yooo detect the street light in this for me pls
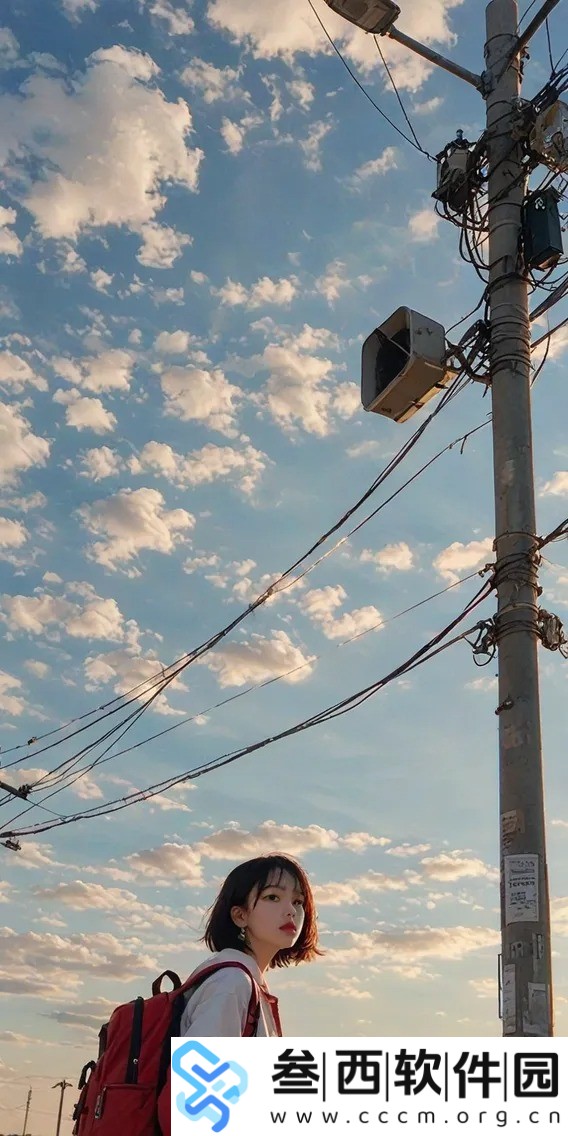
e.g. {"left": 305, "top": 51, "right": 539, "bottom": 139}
{"left": 322, "top": 0, "right": 400, "bottom": 34}
{"left": 322, "top": 0, "right": 563, "bottom": 1038}
{"left": 361, "top": 307, "right": 452, "bottom": 423}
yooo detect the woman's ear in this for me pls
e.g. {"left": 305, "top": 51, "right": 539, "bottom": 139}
{"left": 230, "top": 904, "right": 246, "bottom": 929}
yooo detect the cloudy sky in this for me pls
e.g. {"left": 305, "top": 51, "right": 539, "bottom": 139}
{"left": 1, "top": 0, "right": 568, "bottom": 1131}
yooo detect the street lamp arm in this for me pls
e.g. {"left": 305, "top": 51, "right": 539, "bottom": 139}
{"left": 387, "top": 26, "right": 484, "bottom": 90}
{"left": 516, "top": 0, "right": 562, "bottom": 57}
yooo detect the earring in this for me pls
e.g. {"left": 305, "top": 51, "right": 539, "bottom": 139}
{"left": 238, "top": 927, "right": 247, "bottom": 942}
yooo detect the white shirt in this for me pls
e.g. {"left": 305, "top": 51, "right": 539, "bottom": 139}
{"left": 179, "top": 949, "right": 282, "bottom": 1037}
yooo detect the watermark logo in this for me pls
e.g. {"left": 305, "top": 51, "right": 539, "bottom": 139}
{"left": 172, "top": 1040, "right": 248, "bottom": 1133}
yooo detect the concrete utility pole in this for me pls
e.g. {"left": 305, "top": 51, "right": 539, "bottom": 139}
{"left": 22, "top": 1087, "right": 31, "bottom": 1136}
{"left": 485, "top": 0, "right": 553, "bottom": 1038}
{"left": 53, "top": 1079, "right": 73, "bottom": 1136}
{"left": 324, "top": 0, "right": 561, "bottom": 1034}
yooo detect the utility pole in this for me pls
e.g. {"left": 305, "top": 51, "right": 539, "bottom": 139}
{"left": 325, "top": 0, "right": 562, "bottom": 1035}
{"left": 22, "top": 1087, "right": 31, "bottom": 1136}
{"left": 53, "top": 1079, "right": 72, "bottom": 1136}
{"left": 485, "top": 0, "right": 553, "bottom": 1038}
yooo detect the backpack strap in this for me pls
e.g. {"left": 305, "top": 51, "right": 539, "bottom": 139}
{"left": 179, "top": 961, "right": 261, "bottom": 1036}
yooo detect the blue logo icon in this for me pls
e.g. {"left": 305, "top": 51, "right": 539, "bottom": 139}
{"left": 172, "top": 1041, "right": 248, "bottom": 1133}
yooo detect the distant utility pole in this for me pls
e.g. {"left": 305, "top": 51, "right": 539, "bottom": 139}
{"left": 324, "top": 0, "right": 562, "bottom": 1035}
{"left": 53, "top": 1079, "right": 73, "bottom": 1136}
{"left": 484, "top": 0, "right": 554, "bottom": 1040}
{"left": 22, "top": 1087, "right": 31, "bottom": 1136}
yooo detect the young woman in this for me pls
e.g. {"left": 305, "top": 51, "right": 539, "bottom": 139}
{"left": 180, "top": 852, "right": 321, "bottom": 1037}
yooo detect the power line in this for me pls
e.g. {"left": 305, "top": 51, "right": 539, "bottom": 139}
{"left": 1, "top": 402, "right": 488, "bottom": 822}
{"left": 0, "top": 372, "right": 473, "bottom": 772}
{"left": 8, "top": 505, "right": 568, "bottom": 842}
{"left": 0, "top": 576, "right": 495, "bottom": 841}
{"left": 2, "top": 567, "right": 488, "bottom": 813}
{"left": 373, "top": 35, "right": 424, "bottom": 151}
{"left": 306, "top": 0, "right": 433, "bottom": 158}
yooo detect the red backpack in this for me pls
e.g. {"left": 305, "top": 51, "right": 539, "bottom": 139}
{"left": 72, "top": 962, "right": 260, "bottom": 1136}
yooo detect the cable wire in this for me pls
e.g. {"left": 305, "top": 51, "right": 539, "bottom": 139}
{"left": 0, "top": 577, "right": 495, "bottom": 840}
{"left": 0, "top": 371, "right": 473, "bottom": 769}
{"left": 373, "top": 35, "right": 424, "bottom": 152}
{"left": 306, "top": 0, "right": 433, "bottom": 158}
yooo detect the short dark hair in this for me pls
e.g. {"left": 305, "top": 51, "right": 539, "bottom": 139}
{"left": 203, "top": 853, "right": 322, "bottom": 968}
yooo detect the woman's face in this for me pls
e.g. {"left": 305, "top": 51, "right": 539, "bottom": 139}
{"left": 233, "top": 869, "right": 306, "bottom": 956}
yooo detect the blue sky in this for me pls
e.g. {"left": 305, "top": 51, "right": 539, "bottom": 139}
{"left": 1, "top": 0, "right": 568, "bottom": 1131}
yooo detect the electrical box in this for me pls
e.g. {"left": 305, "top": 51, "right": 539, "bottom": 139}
{"left": 530, "top": 101, "right": 568, "bottom": 173}
{"left": 432, "top": 131, "right": 472, "bottom": 213}
{"left": 361, "top": 307, "right": 453, "bottom": 424}
{"left": 523, "top": 188, "right": 563, "bottom": 272}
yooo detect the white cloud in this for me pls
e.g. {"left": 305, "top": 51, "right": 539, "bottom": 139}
{"left": 129, "top": 440, "right": 267, "bottom": 495}
{"left": 332, "top": 382, "right": 360, "bottom": 419}
{"left": 90, "top": 268, "right": 113, "bottom": 292}
{"left": 181, "top": 58, "right": 244, "bottom": 104}
{"left": 53, "top": 388, "right": 117, "bottom": 434}
{"left": 81, "top": 446, "right": 123, "bottom": 481}
{"left": 299, "top": 119, "right": 333, "bottom": 171}
{"left": 148, "top": 0, "right": 195, "bottom": 35}
{"left": 301, "top": 585, "right": 382, "bottom": 641}
{"left": 466, "top": 675, "right": 497, "bottom": 693}
{"left": 184, "top": 553, "right": 220, "bottom": 574}
{"left": 220, "top": 112, "right": 263, "bottom": 154}
{"left": 413, "top": 96, "right": 444, "bottom": 115}
{"left": 0, "top": 669, "right": 26, "bottom": 716}
{"left": 24, "top": 659, "right": 50, "bottom": 679}
{"left": 361, "top": 542, "right": 415, "bottom": 573}
{"left": 314, "top": 260, "right": 351, "bottom": 304}
{"left": 0, "top": 927, "right": 157, "bottom": 984}
{"left": 214, "top": 274, "right": 298, "bottom": 309}
{"left": 54, "top": 348, "right": 133, "bottom": 393}
{"left": 207, "top": 0, "right": 461, "bottom": 90}
{"left": 541, "top": 471, "right": 568, "bottom": 497}
{"left": 199, "top": 628, "right": 314, "bottom": 687}
{"left": 347, "top": 147, "right": 398, "bottom": 189}
{"left": 387, "top": 843, "right": 432, "bottom": 858}
{"left": 61, "top": 0, "right": 99, "bottom": 19}
{"left": 154, "top": 330, "right": 193, "bottom": 354}
{"left": 79, "top": 486, "right": 195, "bottom": 571}
{"left": 0, "top": 27, "right": 20, "bottom": 67}
{"left": 0, "top": 402, "right": 50, "bottom": 486}
{"left": 241, "top": 343, "right": 345, "bottom": 437}
{"left": 328, "top": 924, "right": 498, "bottom": 966}
{"left": 533, "top": 325, "right": 568, "bottom": 363}
{"left": 197, "top": 821, "right": 387, "bottom": 860}
{"left": 408, "top": 208, "right": 440, "bottom": 243}
{"left": 0, "top": 516, "right": 28, "bottom": 549}
{"left": 420, "top": 851, "right": 498, "bottom": 882}
{"left": 84, "top": 647, "right": 187, "bottom": 716}
{"left": 0, "top": 205, "right": 23, "bottom": 257}
{"left": 161, "top": 365, "right": 243, "bottom": 436}
{"left": 2, "top": 47, "right": 202, "bottom": 240}
{"left": 346, "top": 439, "right": 384, "bottom": 459}
{"left": 286, "top": 78, "right": 314, "bottom": 110}
{"left": 433, "top": 537, "right": 493, "bottom": 583}
{"left": 125, "top": 842, "right": 203, "bottom": 884}
{"left": 1, "top": 589, "right": 131, "bottom": 642}
{"left": 137, "top": 222, "right": 192, "bottom": 268}
{"left": 0, "top": 351, "right": 47, "bottom": 393}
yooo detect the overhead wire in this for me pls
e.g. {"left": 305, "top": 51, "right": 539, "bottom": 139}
{"left": 373, "top": 35, "right": 424, "bottom": 152}
{"left": 1, "top": 566, "right": 489, "bottom": 810}
{"left": 0, "top": 404, "right": 491, "bottom": 821}
{"left": 306, "top": 0, "right": 434, "bottom": 159}
{"left": 0, "top": 368, "right": 475, "bottom": 772}
{"left": 0, "top": 575, "right": 496, "bottom": 840}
